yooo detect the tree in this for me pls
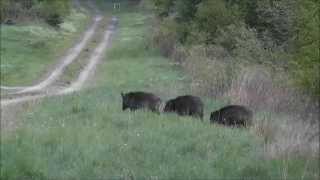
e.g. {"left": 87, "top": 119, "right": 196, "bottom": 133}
{"left": 194, "top": 0, "right": 238, "bottom": 44}
{"left": 0, "top": 0, "right": 71, "bottom": 26}
{"left": 153, "top": 0, "right": 176, "bottom": 17}
{"left": 293, "top": 0, "right": 320, "bottom": 96}
{"left": 42, "top": 0, "right": 71, "bottom": 27}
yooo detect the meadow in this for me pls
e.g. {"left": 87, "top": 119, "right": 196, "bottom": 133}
{"left": 0, "top": 6, "right": 90, "bottom": 86}
{"left": 1, "top": 1, "right": 318, "bottom": 179}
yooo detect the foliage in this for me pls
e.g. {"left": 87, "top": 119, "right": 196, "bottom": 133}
{"left": 224, "top": 0, "right": 296, "bottom": 47}
{"left": 151, "top": 18, "right": 179, "bottom": 56}
{"left": 153, "top": 0, "right": 175, "bottom": 17}
{"left": 0, "top": 9, "right": 89, "bottom": 86}
{"left": 194, "top": 0, "right": 240, "bottom": 44}
{"left": 254, "top": 0, "right": 296, "bottom": 47}
{"left": 2, "top": 7, "right": 319, "bottom": 178}
{"left": 150, "top": 0, "right": 320, "bottom": 98}
{"left": 45, "top": 14, "right": 63, "bottom": 27}
{"left": 0, "top": 0, "right": 71, "bottom": 27}
{"left": 174, "top": 0, "right": 202, "bottom": 22}
{"left": 42, "top": 0, "right": 71, "bottom": 27}
{"left": 292, "top": 0, "right": 320, "bottom": 96}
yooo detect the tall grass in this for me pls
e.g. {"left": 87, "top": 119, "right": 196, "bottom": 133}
{"left": 162, "top": 43, "right": 320, "bottom": 159}
{"left": 2, "top": 90, "right": 318, "bottom": 179}
{"left": 150, "top": 1, "right": 319, "bottom": 162}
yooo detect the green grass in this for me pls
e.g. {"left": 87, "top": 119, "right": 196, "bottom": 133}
{"left": 0, "top": 8, "right": 90, "bottom": 86}
{"left": 1, "top": 1, "right": 319, "bottom": 179}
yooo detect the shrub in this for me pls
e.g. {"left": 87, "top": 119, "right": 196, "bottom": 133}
{"left": 153, "top": 0, "right": 175, "bottom": 17}
{"left": 0, "top": 0, "right": 71, "bottom": 27}
{"left": 215, "top": 23, "right": 266, "bottom": 63}
{"left": 194, "top": 0, "right": 239, "bottom": 44}
{"left": 41, "top": 0, "right": 70, "bottom": 27}
{"left": 151, "top": 17, "right": 178, "bottom": 56}
{"left": 170, "top": 44, "right": 238, "bottom": 97}
{"left": 224, "top": 0, "right": 296, "bottom": 47}
{"left": 254, "top": 0, "right": 296, "bottom": 47}
{"left": 150, "top": 0, "right": 319, "bottom": 162}
{"left": 174, "top": 0, "right": 202, "bottom": 22}
{"left": 45, "top": 13, "right": 63, "bottom": 27}
{"left": 292, "top": 0, "right": 320, "bottom": 97}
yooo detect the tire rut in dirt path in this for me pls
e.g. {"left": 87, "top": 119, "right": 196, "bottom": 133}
{"left": 1, "top": 86, "right": 28, "bottom": 90}
{"left": 60, "top": 18, "right": 117, "bottom": 94}
{"left": 17, "top": 16, "right": 102, "bottom": 94}
{"left": 0, "top": 0, "right": 102, "bottom": 95}
{"left": 1, "top": 17, "right": 118, "bottom": 106}
{"left": 1, "top": 16, "right": 102, "bottom": 94}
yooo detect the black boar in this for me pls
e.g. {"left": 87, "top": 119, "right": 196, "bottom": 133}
{"left": 210, "top": 105, "right": 253, "bottom": 127}
{"left": 164, "top": 95, "right": 204, "bottom": 119}
{"left": 121, "top": 91, "right": 162, "bottom": 113}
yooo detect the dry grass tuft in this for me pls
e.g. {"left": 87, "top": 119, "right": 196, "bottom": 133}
{"left": 227, "top": 66, "right": 319, "bottom": 158}
{"left": 159, "top": 43, "right": 319, "bottom": 159}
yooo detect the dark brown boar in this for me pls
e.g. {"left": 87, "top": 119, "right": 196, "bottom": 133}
{"left": 121, "top": 91, "right": 162, "bottom": 113}
{"left": 164, "top": 95, "right": 204, "bottom": 119}
{"left": 210, "top": 105, "right": 253, "bottom": 127}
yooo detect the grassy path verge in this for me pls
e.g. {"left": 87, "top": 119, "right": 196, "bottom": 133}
{"left": 0, "top": 6, "right": 90, "bottom": 86}
{"left": 52, "top": 16, "right": 111, "bottom": 89}
{"left": 0, "top": 1, "right": 105, "bottom": 98}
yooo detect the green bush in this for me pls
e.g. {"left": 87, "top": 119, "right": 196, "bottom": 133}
{"left": 254, "top": 0, "right": 295, "bottom": 47}
{"left": 194, "top": 0, "right": 239, "bottom": 44}
{"left": 292, "top": 0, "right": 320, "bottom": 97}
{"left": 224, "top": 0, "right": 295, "bottom": 47}
{"left": 0, "top": 0, "right": 71, "bottom": 27}
{"left": 183, "top": 45, "right": 238, "bottom": 97}
{"left": 151, "top": 0, "right": 319, "bottom": 98}
{"left": 174, "top": 0, "right": 202, "bottom": 22}
{"left": 151, "top": 17, "right": 178, "bottom": 56}
{"left": 41, "top": 0, "right": 71, "bottom": 27}
{"left": 214, "top": 23, "right": 277, "bottom": 66}
{"left": 45, "top": 14, "right": 63, "bottom": 27}
{"left": 153, "top": 0, "right": 175, "bottom": 17}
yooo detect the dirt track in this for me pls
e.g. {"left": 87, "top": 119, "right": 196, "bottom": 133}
{"left": 1, "top": 10, "right": 102, "bottom": 94}
{"left": 15, "top": 16, "right": 103, "bottom": 94}
{"left": 0, "top": 1, "right": 117, "bottom": 106}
